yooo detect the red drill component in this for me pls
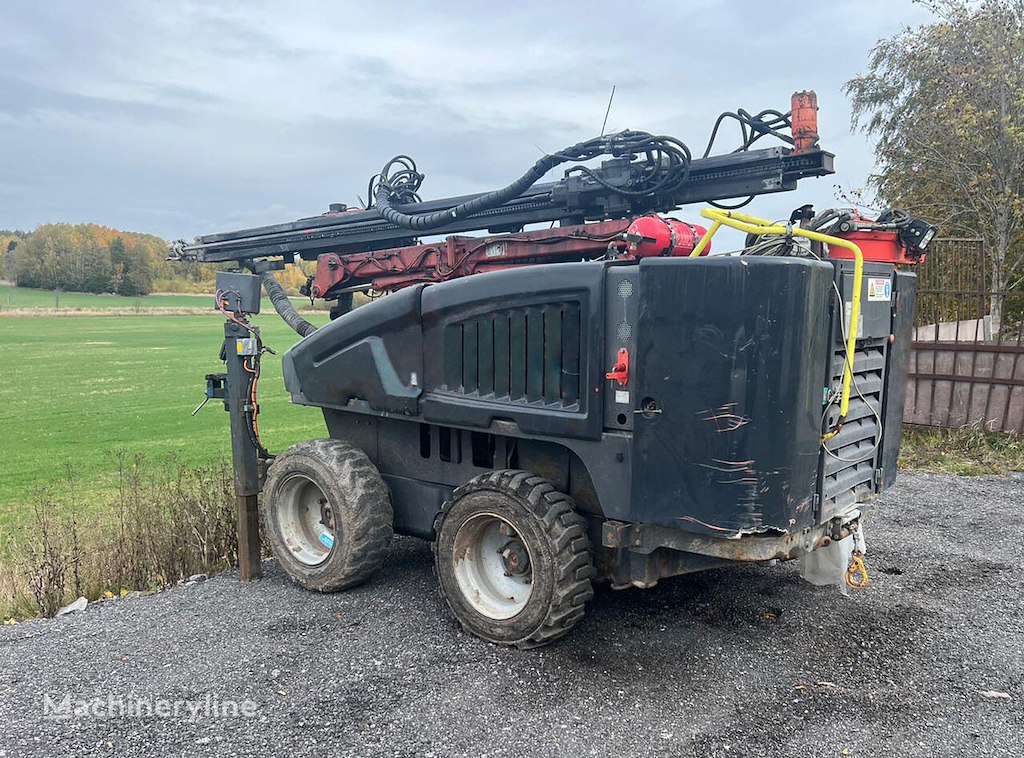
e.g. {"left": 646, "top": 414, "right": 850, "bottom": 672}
{"left": 311, "top": 216, "right": 705, "bottom": 299}
{"left": 606, "top": 348, "right": 630, "bottom": 387}
{"left": 791, "top": 91, "right": 819, "bottom": 155}
{"left": 827, "top": 230, "right": 924, "bottom": 266}
{"left": 311, "top": 219, "right": 630, "bottom": 297}
{"left": 825, "top": 211, "right": 935, "bottom": 266}
{"left": 624, "top": 216, "right": 710, "bottom": 258}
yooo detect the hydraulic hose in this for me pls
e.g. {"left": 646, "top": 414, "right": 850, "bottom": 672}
{"left": 373, "top": 131, "right": 692, "bottom": 233}
{"left": 375, "top": 154, "right": 556, "bottom": 232}
{"left": 260, "top": 272, "right": 318, "bottom": 337}
{"left": 690, "top": 208, "right": 864, "bottom": 444}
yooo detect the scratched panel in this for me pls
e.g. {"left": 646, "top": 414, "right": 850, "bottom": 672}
{"left": 631, "top": 255, "right": 833, "bottom": 535}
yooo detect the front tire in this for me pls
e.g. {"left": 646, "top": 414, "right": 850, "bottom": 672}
{"left": 433, "top": 470, "right": 595, "bottom": 648}
{"left": 262, "top": 439, "right": 392, "bottom": 592}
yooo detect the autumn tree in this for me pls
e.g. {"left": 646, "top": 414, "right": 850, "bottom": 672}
{"left": 0, "top": 230, "right": 26, "bottom": 281}
{"left": 15, "top": 224, "right": 75, "bottom": 291}
{"left": 274, "top": 260, "right": 316, "bottom": 293}
{"left": 108, "top": 236, "right": 154, "bottom": 296}
{"left": 13, "top": 224, "right": 160, "bottom": 295}
{"left": 845, "top": 0, "right": 1024, "bottom": 333}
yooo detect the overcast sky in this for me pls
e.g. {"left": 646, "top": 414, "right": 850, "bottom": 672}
{"left": 0, "top": 1, "right": 934, "bottom": 246}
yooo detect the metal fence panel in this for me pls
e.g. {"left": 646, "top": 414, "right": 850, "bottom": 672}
{"left": 905, "top": 238, "right": 1024, "bottom": 434}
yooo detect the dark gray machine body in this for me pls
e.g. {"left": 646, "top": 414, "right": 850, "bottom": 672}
{"left": 282, "top": 256, "right": 916, "bottom": 587}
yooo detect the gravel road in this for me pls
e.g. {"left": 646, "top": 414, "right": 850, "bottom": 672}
{"left": 1, "top": 472, "right": 1021, "bottom": 757}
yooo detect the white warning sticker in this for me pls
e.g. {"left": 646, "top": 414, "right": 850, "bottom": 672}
{"left": 615, "top": 390, "right": 630, "bottom": 405}
{"left": 867, "top": 277, "right": 892, "bottom": 302}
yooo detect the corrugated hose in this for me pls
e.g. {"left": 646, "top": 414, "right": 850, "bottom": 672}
{"left": 260, "top": 272, "right": 318, "bottom": 337}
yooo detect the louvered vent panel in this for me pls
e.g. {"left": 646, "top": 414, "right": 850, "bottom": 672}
{"left": 821, "top": 341, "right": 886, "bottom": 516}
{"left": 443, "top": 303, "right": 581, "bottom": 408}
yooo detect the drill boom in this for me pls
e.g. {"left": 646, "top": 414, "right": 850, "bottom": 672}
{"left": 171, "top": 147, "right": 833, "bottom": 266}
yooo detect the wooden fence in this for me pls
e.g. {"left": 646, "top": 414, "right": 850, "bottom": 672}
{"left": 904, "top": 238, "right": 1024, "bottom": 434}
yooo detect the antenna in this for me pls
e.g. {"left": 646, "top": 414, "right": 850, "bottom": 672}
{"left": 600, "top": 85, "right": 616, "bottom": 136}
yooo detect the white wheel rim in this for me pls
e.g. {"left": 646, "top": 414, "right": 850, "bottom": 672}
{"left": 452, "top": 513, "right": 534, "bottom": 620}
{"left": 275, "top": 473, "right": 336, "bottom": 566}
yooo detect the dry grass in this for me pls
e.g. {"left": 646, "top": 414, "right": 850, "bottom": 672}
{"left": 1, "top": 455, "right": 241, "bottom": 620}
{"left": 899, "top": 426, "right": 1024, "bottom": 475}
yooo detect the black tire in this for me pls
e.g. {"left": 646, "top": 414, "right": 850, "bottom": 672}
{"left": 432, "top": 470, "right": 595, "bottom": 648}
{"left": 261, "top": 439, "right": 392, "bottom": 592}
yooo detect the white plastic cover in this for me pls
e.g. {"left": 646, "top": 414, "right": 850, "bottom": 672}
{"left": 800, "top": 534, "right": 855, "bottom": 596}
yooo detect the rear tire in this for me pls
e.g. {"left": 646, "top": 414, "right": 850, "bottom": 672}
{"left": 433, "top": 470, "right": 595, "bottom": 648}
{"left": 262, "top": 439, "right": 392, "bottom": 592}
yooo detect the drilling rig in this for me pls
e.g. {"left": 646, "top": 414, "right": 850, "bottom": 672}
{"left": 174, "top": 92, "right": 935, "bottom": 648}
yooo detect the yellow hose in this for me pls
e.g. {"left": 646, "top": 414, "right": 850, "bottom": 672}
{"left": 689, "top": 209, "right": 864, "bottom": 442}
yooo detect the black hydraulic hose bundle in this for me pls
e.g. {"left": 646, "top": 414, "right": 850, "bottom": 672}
{"left": 701, "top": 108, "right": 794, "bottom": 211}
{"left": 701, "top": 108, "right": 793, "bottom": 159}
{"left": 371, "top": 130, "right": 693, "bottom": 233}
{"left": 260, "top": 272, "right": 318, "bottom": 337}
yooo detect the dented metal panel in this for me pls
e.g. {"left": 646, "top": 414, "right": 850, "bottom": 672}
{"left": 630, "top": 256, "right": 833, "bottom": 536}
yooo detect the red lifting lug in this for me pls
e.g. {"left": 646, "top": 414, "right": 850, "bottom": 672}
{"left": 606, "top": 348, "right": 630, "bottom": 387}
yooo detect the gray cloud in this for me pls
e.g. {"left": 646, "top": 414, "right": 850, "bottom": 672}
{"left": 0, "top": 0, "right": 934, "bottom": 241}
{"left": 0, "top": 74, "right": 188, "bottom": 123}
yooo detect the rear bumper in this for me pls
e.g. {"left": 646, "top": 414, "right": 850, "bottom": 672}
{"left": 602, "top": 508, "right": 863, "bottom": 563}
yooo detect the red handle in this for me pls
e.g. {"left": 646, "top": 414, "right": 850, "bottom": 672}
{"left": 605, "top": 348, "right": 630, "bottom": 387}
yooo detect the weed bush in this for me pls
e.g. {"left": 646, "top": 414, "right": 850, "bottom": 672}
{"left": 1, "top": 455, "right": 238, "bottom": 620}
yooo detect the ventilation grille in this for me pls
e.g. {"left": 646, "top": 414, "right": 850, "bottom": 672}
{"left": 821, "top": 340, "right": 886, "bottom": 517}
{"left": 616, "top": 321, "right": 632, "bottom": 345}
{"left": 442, "top": 304, "right": 581, "bottom": 407}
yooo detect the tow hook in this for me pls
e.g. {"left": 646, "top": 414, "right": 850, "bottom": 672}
{"left": 845, "top": 522, "right": 869, "bottom": 589}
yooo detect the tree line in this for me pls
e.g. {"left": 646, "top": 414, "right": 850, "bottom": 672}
{"left": 1, "top": 223, "right": 179, "bottom": 296}
{"left": 1, "top": 223, "right": 311, "bottom": 296}
{"left": 6, "top": 224, "right": 166, "bottom": 296}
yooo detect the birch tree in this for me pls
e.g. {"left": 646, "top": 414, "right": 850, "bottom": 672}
{"left": 845, "top": 0, "right": 1024, "bottom": 333}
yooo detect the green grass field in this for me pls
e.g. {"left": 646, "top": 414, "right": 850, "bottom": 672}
{"left": 0, "top": 283, "right": 324, "bottom": 313}
{"left": 0, "top": 293, "right": 330, "bottom": 535}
